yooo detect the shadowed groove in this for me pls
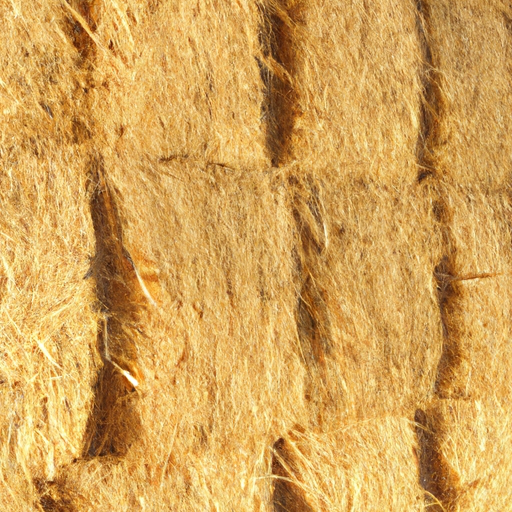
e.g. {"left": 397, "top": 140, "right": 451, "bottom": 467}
{"left": 503, "top": 9, "right": 512, "bottom": 34}
{"left": 257, "top": 1, "right": 304, "bottom": 167}
{"left": 257, "top": 2, "right": 334, "bottom": 387}
{"left": 258, "top": 2, "right": 334, "bottom": 422}
{"left": 62, "top": 0, "right": 145, "bottom": 459}
{"left": 258, "top": 3, "right": 335, "bottom": 501}
{"left": 292, "top": 176, "right": 332, "bottom": 377}
{"left": 35, "top": 478, "right": 78, "bottom": 512}
{"left": 258, "top": 1, "right": 333, "bottom": 361}
{"left": 34, "top": 2, "right": 133, "bottom": 508}
{"left": 63, "top": 0, "right": 100, "bottom": 62}
{"left": 414, "top": 0, "right": 444, "bottom": 182}
{"left": 297, "top": 276, "right": 331, "bottom": 372}
{"left": 433, "top": 255, "right": 463, "bottom": 399}
{"left": 414, "top": 2, "right": 461, "bottom": 510}
{"left": 289, "top": 174, "right": 333, "bottom": 423}
{"left": 414, "top": 409, "right": 460, "bottom": 512}
{"left": 272, "top": 437, "right": 314, "bottom": 512}
{"left": 82, "top": 159, "right": 144, "bottom": 457}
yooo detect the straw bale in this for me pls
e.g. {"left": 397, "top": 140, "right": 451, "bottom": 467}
{"left": 270, "top": 419, "right": 425, "bottom": 511}
{"left": 430, "top": 188, "right": 512, "bottom": 400}
{"left": 90, "top": 0, "right": 267, "bottom": 170}
{"left": 286, "top": 176, "right": 441, "bottom": 422}
{"left": 424, "top": 0, "right": 512, "bottom": 187}
{"left": 104, "top": 162, "right": 308, "bottom": 509}
{"left": 290, "top": 0, "right": 423, "bottom": 185}
{"left": 42, "top": 161, "right": 308, "bottom": 509}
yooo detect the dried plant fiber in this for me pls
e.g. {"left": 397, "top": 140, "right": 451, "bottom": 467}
{"left": 1, "top": 1, "right": 511, "bottom": 511}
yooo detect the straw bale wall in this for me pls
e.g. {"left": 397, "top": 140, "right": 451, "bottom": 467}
{"left": 1, "top": 1, "right": 511, "bottom": 510}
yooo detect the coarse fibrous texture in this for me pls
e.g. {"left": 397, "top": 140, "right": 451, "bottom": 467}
{"left": 0, "top": 1, "right": 98, "bottom": 509}
{"left": 0, "top": 1, "right": 510, "bottom": 511}
{"left": 413, "top": 1, "right": 512, "bottom": 510}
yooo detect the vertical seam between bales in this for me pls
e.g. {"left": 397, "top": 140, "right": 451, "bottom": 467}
{"left": 83, "top": 159, "right": 145, "bottom": 458}
{"left": 257, "top": 1, "right": 300, "bottom": 168}
{"left": 414, "top": 2, "right": 461, "bottom": 510}
{"left": 258, "top": 1, "right": 333, "bottom": 395}
{"left": 36, "top": 8, "right": 149, "bottom": 512}
{"left": 256, "top": 3, "right": 323, "bottom": 510}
